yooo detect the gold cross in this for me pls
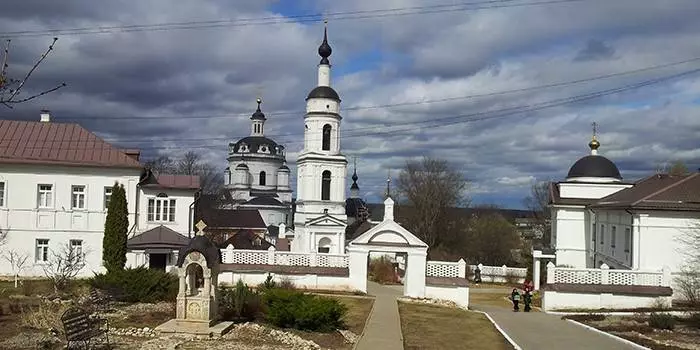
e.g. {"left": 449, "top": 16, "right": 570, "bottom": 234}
{"left": 592, "top": 121, "right": 598, "bottom": 138}
{"left": 195, "top": 220, "right": 207, "bottom": 236}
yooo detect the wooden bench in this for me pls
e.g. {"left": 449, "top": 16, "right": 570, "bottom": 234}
{"left": 61, "top": 307, "right": 109, "bottom": 349}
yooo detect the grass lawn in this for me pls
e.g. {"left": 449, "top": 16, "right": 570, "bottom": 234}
{"left": 399, "top": 301, "right": 510, "bottom": 350}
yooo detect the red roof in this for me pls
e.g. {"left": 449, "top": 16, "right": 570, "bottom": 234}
{"left": 0, "top": 119, "right": 142, "bottom": 169}
{"left": 154, "top": 174, "right": 200, "bottom": 190}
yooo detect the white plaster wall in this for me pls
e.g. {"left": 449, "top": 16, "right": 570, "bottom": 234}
{"left": 592, "top": 210, "right": 634, "bottom": 269}
{"left": 636, "top": 212, "right": 699, "bottom": 272}
{"left": 219, "top": 271, "right": 354, "bottom": 291}
{"left": 558, "top": 182, "right": 631, "bottom": 199}
{"left": 295, "top": 161, "right": 347, "bottom": 207}
{"left": 0, "top": 164, "right": 141, "bottom": 277}
{"left": 137, "top": 188, "right": 196, "bottom": 234}
{"left": 425, "top": 285, "right": 469, "bottom": 308}
{"left": 553, "top": 207, "right": 588, "bottom": 267}
{"left": 229, "top": 158, "right": 282, "bottom": 193}
{"left": 543, "top": 290, "right": 672, "bottom": 311}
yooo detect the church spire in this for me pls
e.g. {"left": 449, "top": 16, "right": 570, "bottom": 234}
{"left": 250, "top": 97, "right": 266, "bottom": 136}
{"left": 350, "top": 156, "right": 360, "bottom": 198}
{"left": 385, "top": 169, "right": 392, "bottom": 199}
{"left": 589, "top": 121, "right": 600, "bottom": 155}
{"left": 318, "top": 20, "right": 332, "bottom": 65}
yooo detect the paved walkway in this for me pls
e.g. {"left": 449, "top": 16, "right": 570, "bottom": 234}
{"left": 471, "top": 298, "right": 639, "bottom": 349}
{"left": 355, "top": 281, "right": 404, "bottom": 350}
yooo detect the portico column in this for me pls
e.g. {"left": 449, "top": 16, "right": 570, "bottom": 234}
{"left": 534, "top": 259, "right": 541, "bottom": 291}
{"left": 178, "top": 268, "right": 186, "bottom": 296}
{"left": 203, "top": 268, "right": 212, "bottom": 297}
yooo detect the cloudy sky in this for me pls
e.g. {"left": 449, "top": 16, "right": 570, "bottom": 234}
{"left": 2, "top": 0, "right": 700, "bottom": 208}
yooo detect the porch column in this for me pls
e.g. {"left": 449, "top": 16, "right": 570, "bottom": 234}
{"left": 534, "top": 258, "right": 541, "bottom": 291}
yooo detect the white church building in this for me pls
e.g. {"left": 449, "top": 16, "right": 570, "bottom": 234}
{"left": 548, "top": 131, "right": 699, "bottom": 281}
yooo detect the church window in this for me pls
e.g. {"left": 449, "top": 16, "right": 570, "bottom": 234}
{"left": 318, "top": 237, "right": 332, "bottom": 253}
{"left": 611, "top": 226, "right": 617, "bottom": 250}
{"left": 599, "top": 225, "right": 605, "bottom": 245}
{"left": 321, "top": 170, "right": 331, "bottom": 200}
{"left": 624, "top": 228, "right": 631, "bottom": 253}
{"left": 322, "top": 124, "right": 331, "bottom": 151}
{"left": 259, "top": 171, "right": 266, "bottom": 186}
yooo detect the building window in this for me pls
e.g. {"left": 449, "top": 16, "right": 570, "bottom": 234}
{"left": 321, "top": 170, "right": 331, "bottom": 201}
{"left": 592, "top": 223, "right": 596, "bottom": 244}
{"left": 599, "top": 225, "right": 605, "bottom": 245}
{"left": 104, "top": 187, "right": 113, "bottom": 210}
{"left": 318, "top": 237, "right": 332, "bottom": 253}
{"left": 611, "top": 226, "right": 617, "bottom": 249}
{"left": 0, "top": 181, "right": 5, "bottom": 207}
{"left": 35, "top": 239, "right": 49, "bottom": 262}
{"left": 71, "top": 185, "right": 86, "bottom": 209}
{"left": 624, "top": 228, "right": 631, "bottom": 253}
{"left": 322, "top": 124, "right": 331, "bottom": 151}
{"left": 259, "top": 171, "right": 266, "bottom": 186}
{"left": 148, "top": 198, "right": 176, "bottom": 222}
{"left": 37, "top": 184, "right": 53, "bottom": 208}
{"left": 70, "top": 239, "right": 83, "bottom": 261}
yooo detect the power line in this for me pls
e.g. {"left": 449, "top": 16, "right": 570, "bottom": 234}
{"left": 8, "top": 66, "right": 698, "bottom": 152}
{"left": 47, "top": 54, "right": 700, "bottom": 125}
{"left": 0, "top": 0, "right": 596, "bottom": 39}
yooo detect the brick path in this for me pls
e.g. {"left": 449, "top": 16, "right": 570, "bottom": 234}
{"left": 355, "top": 281, "right": 404, "bottom": 350}
{"left": 471, "top": 290, "right": 640, "bottom": 350}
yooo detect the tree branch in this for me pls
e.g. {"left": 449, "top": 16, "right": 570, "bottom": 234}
{"left": 6, "top": 37, "right": 58, "bottom": 102}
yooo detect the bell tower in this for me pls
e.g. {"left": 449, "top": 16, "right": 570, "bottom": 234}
{"left": 292, "top": 22, "right": 348, "bottom": 253}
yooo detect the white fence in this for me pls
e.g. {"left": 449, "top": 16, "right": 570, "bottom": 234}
{"left": 546, "top": 262, "right": 671, "bottom": 287}
{"left": 220, "top": 245, "right": 350, "bottom": 268}
{"left": 426, "top": 260, "right": 466, "bottom": 278}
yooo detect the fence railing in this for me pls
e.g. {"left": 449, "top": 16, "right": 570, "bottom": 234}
{"left": 469, "top": 264, "right": 528, "bottom": 278}
{"left": 426, "top": 260, "right": 466, "bottom": 278}
{"left": 220, "top": 245, "right": 350, "bottom": 268}
{"left": 546, "top": 262, "right": 670, "bottom": 287}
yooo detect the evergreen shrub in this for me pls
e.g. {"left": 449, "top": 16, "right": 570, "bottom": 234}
{"left": 89, "top": 267, "right": 178, "bottom": 303}
{"left": 219, "top": 279, "right": 262, "bottom": 321}
{"left": 649, "top": 312, "right": 676, "bottom": 330}
{"left": 263, "top": 288, "right": 346, "bottom": 332}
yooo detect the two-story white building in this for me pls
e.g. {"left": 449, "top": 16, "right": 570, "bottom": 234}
{"left": 0, "top": 112, "right": 198, "bottom": 277}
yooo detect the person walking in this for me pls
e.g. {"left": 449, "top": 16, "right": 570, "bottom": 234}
{"left": 511, "top": 288, "right": 521, "bottom": 312}
{"left": 524, "top": 290, "right": 532, "bottom": 312}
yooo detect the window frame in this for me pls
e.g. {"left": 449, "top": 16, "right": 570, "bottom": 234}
{"left": 624, "top": 228, "right": 631, "bottom": 253}
{"left": 321, "top": 170, "right": 331, "bottom": 201}
{"left": 71, "top": 185, "right": 86, "bottom": 210}
{"left": 259, "top": 171, "right": 266, "bottom": 186}
{"left": 69, "top": 239, "right": 83, "bottom": 261}
{"left": 0, "top": 181, "right": 5, "bottom": 207}
{"left": 37, "top": 184, "right": 54, "bottom": 208}
{"left": 322, "top": 124, "right": 332, "bottom": 151}
{"left": 147, "top": 197, "right": 177, "bottom": 223}
{"left": 104, "top": 186, "right": 113, "bottom": 210}
{"left": 599, "top": 224, "right": 605, "bottom": 245}
{"left": 611, "top": 226, "right": 617, "bottom": 249}
{"left": 35, "top": 239, "right": 50, "bottom": 263}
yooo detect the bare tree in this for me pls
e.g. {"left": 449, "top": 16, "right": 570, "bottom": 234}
{"left": 522, "top": 181, "right": 552, "bottom": 247}
{"left": 396, "top": 156, "right": 468, "bottom": 249}
{"left": 4, "top": 250, "right": 30, "bottom": 288}
{"left": 177, "top": 151, "right": 200, "bottom": 175}
{"left": 0, "top": 38, "right": 66, "bottom": 108}
{"left": 677, "top": 224, "right": 700, "bottom": 306}
{"left": 144, "top": 155, "right": 175, "bottom": 175}
{"left": 668, "top": 161, "right": 689, "bottom": 176}
{"left": 42, "top": 243, "right": 87, "bottom": 293}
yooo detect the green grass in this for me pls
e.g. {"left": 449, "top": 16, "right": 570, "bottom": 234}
{"left": 399, "top": 301, "right": 510, "bottom": 350}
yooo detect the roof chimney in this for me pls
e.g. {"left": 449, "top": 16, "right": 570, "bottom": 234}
{"left": 40, "top": 110, "right": 51, "bottom": 123}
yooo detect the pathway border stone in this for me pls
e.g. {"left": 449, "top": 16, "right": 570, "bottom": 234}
{"left": 566, "top": 319, "right": 651, "bottom": 350}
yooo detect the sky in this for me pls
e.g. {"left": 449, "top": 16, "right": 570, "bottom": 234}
{"left": 1, "top": 0, "right": 700, "bottom": 209}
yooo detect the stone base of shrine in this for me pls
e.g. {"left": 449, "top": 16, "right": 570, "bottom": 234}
{"left": 155, "top": 319, "right": 235, "bottom": 338}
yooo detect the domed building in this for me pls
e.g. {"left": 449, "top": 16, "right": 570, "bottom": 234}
{"left": 223, "top": 99, "right": 293, "bottom": 227}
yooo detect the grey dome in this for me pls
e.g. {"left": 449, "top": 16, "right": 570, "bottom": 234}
{"left": 567, "top": 155, "right": 622, "bottom": 180}
{"left": 231, "top": 136, "right": 284, "bottom": 155}
{"left": 306, "top": 86, "right": 340, "bottom": 101}
{"left": 235, "top": 163, "right": 249, "bottom": 170}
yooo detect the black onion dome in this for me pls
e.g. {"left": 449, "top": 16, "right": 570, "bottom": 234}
{"left": 567, "top": 155, "right": 622, "bottom": 180}
{"left": 351, "top": 169, "right": 359, "bottom": 189}
{"left": 231, "top": 136, "right": 283, "bottom": 155}
{"left": 306, "top": 86, "right": 340, "bottom": 101}
{"left": 251, "top": 98, "right": 266, "bottom": 120}
{"left": 318, "top": 26, "right": 332, "bottom": 64}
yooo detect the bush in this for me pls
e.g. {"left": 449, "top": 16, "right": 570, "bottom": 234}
{"left": 649, "top": 313, "right": 676, "bottom": 330}
{"left": 368, "top": 256, "right": 398, "bottom": 284}
{"left": 88, "top": 267, "right": 178, "bottom": 303}
{"left": 682, "top": 313, "right": 700, "bottom": 329}
{"left": 219, "top": 280, "right": 262, "bottom": 322}
{"left": 278, "top": 277, "right": 296, "bottom": 290}
{"left": 263, "top": 288, "right": 346, "bottom": 332}
{"left": 258, "top": 274, "right": 277, "bottom": 291}
{"left": 20, "top": 301, "right": 69, "bottom": 331}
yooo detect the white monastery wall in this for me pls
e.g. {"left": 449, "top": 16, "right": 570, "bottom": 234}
{"left": 553, "top": 207, "right": 588, "bottom": 267}
{"left": 543, "top": 290, "right": 672, "bottom": 311}
{"left": 637, "top": 212, "right": 699, "bottom": 272}
{"left": 425, "top": 285, "right": 469, "bottom": 308}
{"left": 558, "top": 182, "right": 631, "bottom": 199}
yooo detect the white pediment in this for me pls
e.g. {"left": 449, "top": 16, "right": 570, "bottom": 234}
{"left": 306, "top": 214, "right": 347, "bottom": 227}
{"left": 349, "top": 220, "right": 427, "bottom": 248}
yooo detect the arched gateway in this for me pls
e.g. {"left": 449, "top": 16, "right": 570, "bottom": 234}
{"left": 346, "top": 197, "right": 429, "bottom": 298}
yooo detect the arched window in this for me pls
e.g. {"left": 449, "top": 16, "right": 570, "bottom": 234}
{"left": 321, "top": 170, "right": 331, "bottom": 200}
{"left": 318, "top": 237, "right": 332, "bottom": 253}
{"left": 322, "top": 124, "right": 332, "bottom": 151}
{"left": 259, "top": 171, "right": 266, "bottom": 186}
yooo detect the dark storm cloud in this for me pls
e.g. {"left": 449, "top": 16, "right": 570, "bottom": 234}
{"left": 574, "top": 39, "right": 616, "bottom": 62}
